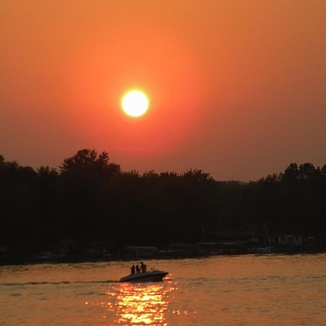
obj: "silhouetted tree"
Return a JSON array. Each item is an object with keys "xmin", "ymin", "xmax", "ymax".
[
  {"xmin": 58, "ymin": 149, "xmax": 121, "ymax": 243},
  {"xmin": 1, "ymin": 150, "xmax": 326, "ymax": 261},
  {"xmin": 0, "ymin": 159, "xmax": 39, "ymax": 253}
]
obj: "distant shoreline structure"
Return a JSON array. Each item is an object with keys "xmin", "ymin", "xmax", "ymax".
[{"xmin": 1, "ymin": 243, "xmax": 325, "ymax": 266}]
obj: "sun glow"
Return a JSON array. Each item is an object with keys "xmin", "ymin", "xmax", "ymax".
[{"xmin": 121, "ymin": 90, "xmax": 149, "ymax": 117}]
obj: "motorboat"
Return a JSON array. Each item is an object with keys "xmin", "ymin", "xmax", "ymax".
[{"xmin": 119, "ymin": 269, "xmax": 169, "ymax": 283}]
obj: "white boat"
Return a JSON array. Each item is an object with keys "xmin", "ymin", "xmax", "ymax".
[{"xmin": 119, "ymin": 270, "xmax": 169, "ymax": 283}]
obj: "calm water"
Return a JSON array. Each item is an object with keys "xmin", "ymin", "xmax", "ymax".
[{"xmin": 1, "ymin": 254, "xmax": 326, "ymax": 325}]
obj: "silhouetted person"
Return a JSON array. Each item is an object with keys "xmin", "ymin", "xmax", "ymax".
[
  {"xmin": 131, "ymin": 265, "xmax": 135, "ymax": 275},
  {"xmin": 140, "ymin": 262, "xmax": 147, "ymax": 273},
  {"xmin": 136, "ymin": 264, "xmax": 140, "ymax": 273}
]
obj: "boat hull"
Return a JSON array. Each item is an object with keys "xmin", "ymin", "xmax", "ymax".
[{"xmin": 119, "ymin": 270, "xmax": 168, "ymax": 283}]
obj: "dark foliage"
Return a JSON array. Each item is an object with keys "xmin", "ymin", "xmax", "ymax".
[{"xmin": 1, "ymin": 151, "xmax": 326, "ymax": 257}]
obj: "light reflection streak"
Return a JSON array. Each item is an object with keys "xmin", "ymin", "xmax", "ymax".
[{"xmin": 114, "ymin": 282, "xmax": 172, "ymax": 325}]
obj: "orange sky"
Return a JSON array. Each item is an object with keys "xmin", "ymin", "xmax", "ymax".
[{"xmin": 1, "ymin": 0, "xmax": 326, "ymax": 181}]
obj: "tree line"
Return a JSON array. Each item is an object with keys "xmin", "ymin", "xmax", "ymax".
[{"xmin": 1, "ymin": 149, "xmax": 326, "ymax": 258}]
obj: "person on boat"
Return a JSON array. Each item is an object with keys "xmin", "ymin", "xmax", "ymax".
[
  {"xmin": 135, "ymin": 264, "xmax": 140, "ymax": 273},
  {"xmin": 131, "ymin": 265, "xmax": 135, "ymax": 275},
  {"xmin": 140, "ymin": 262, "xmax": 147, "ymax": 273}
]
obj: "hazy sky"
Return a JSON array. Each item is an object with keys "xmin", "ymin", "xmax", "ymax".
[{"xmin": 1, "ymin": 0, "xmax": 326, "ymax": 181}]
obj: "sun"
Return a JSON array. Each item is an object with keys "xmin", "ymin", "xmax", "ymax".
[{"xmin": 121, "ymin": 90, "xmax": 149, "ymax": 117}]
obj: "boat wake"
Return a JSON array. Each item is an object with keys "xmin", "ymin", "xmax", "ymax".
[{"xmin": 0, "ymin": 280, "xmax": 117, "ymax": 286}]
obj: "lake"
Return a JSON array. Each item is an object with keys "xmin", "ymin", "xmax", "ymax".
[{"xmin": 1, "ymin": 254, "xmax": 326, "ymax": 325}]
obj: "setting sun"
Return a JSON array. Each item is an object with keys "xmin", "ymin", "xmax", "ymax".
[{"xmin": 121, "ymin": 90, "xmax": 149, "ymax": 117}]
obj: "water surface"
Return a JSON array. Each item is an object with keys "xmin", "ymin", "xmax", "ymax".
[{"xmin": 1, "ymin": 254, "xmax": 326, "ymax": 325}]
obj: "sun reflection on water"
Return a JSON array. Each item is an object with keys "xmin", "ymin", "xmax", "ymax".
[{"xmin": 105, "ymin": 282, "xmax": 172, "ymax": 325}]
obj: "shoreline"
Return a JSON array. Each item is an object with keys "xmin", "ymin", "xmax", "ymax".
[{"xmin": 1, "ymin": 249, "xmax": 325, "ymax": 267}]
